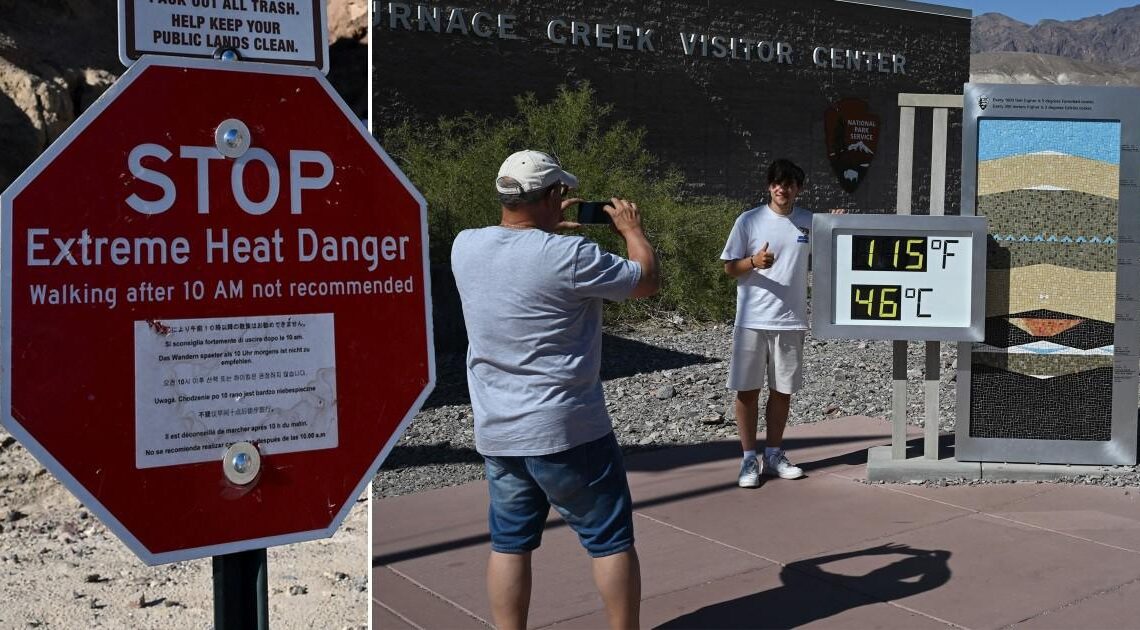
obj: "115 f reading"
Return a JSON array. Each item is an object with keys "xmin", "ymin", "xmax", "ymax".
[{"xmin": 851, "ymin": 236, "xmax": 960, "ymax": 272}]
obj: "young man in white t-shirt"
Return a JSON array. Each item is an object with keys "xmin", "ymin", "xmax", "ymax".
[{"xmin": 720, "ymin": 159, "xmax": 813, "ymax": 487}]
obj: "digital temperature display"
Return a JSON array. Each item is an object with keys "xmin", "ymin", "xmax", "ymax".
[{"xmin": 811, "ymin": 214, "xmax": 987, "ymax": 342}]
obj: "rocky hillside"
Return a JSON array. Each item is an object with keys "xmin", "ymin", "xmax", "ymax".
[
  {"xmin": 972, "ymin": 6, "xmax": 1140, "ymax": 67},
  {"xmin": 971, "ymin": 6, "xmax": 1140, "ymax": 85},
  {"xmin": 971, "ymin": 51, "xmax": 1140, "ymax": 85},
  {"xmin": 0, "ymin": 0, "xmax": 366, "ymax": 190}
]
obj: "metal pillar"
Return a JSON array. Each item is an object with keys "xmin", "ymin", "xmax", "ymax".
[
  {"xmin": 213, "ymin": 548, "xmax": 269, "ymax": 630},
  {"xmin": 893, "ymin": 94, "xmax": 962, "ymax": 460}
]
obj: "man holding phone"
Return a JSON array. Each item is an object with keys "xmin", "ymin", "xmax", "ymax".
[
  {"xmin": 721, "ymin": 158, "xmax": 814, "ymax": 488},
  {"xmin": 451, "ymin": 150, "xmax": 659, "ymax": 630},
  {"xmin": 577, "ymin": 200, "xmax": 614, "ymax": 225}
]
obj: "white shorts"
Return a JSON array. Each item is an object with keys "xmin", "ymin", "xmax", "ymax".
[{"xmin": 727, "ymin": 327, "xmax": 805, "ymax": 394}]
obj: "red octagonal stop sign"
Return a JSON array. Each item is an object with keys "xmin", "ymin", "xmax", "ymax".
[{"xmin": 1, "ymin": 57, "xmax": 434, "ymax": 564}]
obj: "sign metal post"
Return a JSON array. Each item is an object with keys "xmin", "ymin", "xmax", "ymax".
[{"xmin": 213, "ymin": 548, "xmax": 269, "ymax": 630}]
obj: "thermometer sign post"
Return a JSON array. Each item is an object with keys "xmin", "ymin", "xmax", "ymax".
[{"xmin": 812, "ymin": 213, "xmax": 985, "ymax": 475}]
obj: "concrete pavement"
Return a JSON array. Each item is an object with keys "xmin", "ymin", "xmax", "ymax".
[{"xmin": 374, "ymin": 415, "xmax": 1140, "ymax": 629}]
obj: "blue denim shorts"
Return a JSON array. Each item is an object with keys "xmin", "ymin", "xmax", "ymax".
[{"xmin": 483, "ymin": 432, "xmax": 634, "ymax": 558}]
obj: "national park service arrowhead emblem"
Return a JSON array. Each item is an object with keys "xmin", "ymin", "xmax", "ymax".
[{"xmin": 824, "ymin": 98, "xmax": 880, "ymax": 194}]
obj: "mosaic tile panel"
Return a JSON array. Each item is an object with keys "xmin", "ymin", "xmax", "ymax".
[
  {"xmin": 971, "ymin": 350, "xmax": 1112, "ymax": 375},
  {"xmin": 970, "ymin": 365, "xmax": 1113, "ymax": 441},
  {"xmin": 976, "ymin": 119, "xmax": 1122, "ymax": 163},
  {"xmin": 977, "ymin": 154, "xmax": 1119, "ymax": 198},
  {"xmin": 978, "ymin": 189, "xmax": 1117, "ymax": 271},
  {"xmin": 986, "ymin": 241, "xmax": 1116, "ymax": 272},
  {"xmin": 978, "ymin": 190, "xmax": 1117, "ymax": 236},
  {"xmin": 983, "ymin": 310, "xmax": 1114, "ymax": 350},
  {"xmin": 971, "ymin": 352, "xmax": 1112, "ymax": 378},
  {"xmin": 986, "ymin": 266, "xmax": 1115, "ymax": 322},
  {"xmin": 971, "ymin": 118, "xmax": 1120, "ymax": 442}
]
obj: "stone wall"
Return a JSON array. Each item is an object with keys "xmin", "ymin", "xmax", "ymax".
[{"xmin": 371, "ymin": 0, "xmax": 971, "ymax": 212}]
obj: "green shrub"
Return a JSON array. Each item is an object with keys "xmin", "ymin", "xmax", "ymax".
[{"xmin": 380, "ymin": 84, "xmax": 743, "ymax": 322}]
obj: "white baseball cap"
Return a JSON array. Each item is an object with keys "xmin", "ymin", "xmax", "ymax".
[{"xmin": 495, "ymin": 150, "xmax": 579, "ymax": 194}]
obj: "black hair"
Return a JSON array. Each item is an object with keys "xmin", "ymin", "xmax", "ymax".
[{"xmin": 766, "ymin": 159, "xmax": 805, "ymax": 188}]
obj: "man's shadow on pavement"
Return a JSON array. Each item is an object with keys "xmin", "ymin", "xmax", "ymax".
[{"xmin": 658, "ymin": 543, "xmax": 951, "ymax": 629}]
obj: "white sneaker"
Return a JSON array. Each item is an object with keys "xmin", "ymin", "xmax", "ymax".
[
  {"xmin": 763, "ymin": 450, "xmax": 804, "ymax": 480},
  {"xmin": 738, "ymin": 456, "xmax": 761, "ymax": 488}
]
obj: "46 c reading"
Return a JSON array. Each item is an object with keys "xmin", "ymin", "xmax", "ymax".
[{"xmin": 850, "ymin": 284, "xmax": 934, "ymax": 320}]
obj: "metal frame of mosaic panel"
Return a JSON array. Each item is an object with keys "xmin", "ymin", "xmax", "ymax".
[{"xmin": 958, "ymin": 83, "xmax": 1140, "ymax": 465}]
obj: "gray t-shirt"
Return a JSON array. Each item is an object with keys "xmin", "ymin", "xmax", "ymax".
[{"xmin": 451, "ymin": 226, "xmax": 642, "ymax": 456}]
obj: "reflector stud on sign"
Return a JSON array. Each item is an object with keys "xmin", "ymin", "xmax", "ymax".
[
  {"xmin": 215, "ymin": 118, "xmax": 251, "ymax": 158},
  {"xmin": 223, "ymin": 442, "xmax": 261, "ymax": 486}
]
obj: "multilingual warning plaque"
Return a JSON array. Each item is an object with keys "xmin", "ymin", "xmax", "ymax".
[{"xmin": 133, "ymin": 313, "xmax": 337, "ymax": 469}]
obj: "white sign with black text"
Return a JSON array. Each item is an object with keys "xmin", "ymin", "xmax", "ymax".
[{"xmin": 118, "ymin": 0, "xmax": 329, "ymax": 72}]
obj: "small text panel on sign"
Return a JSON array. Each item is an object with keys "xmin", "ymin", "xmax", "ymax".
[{"xmin": 134, "ymin": 313, "xmax": 337, "ymax": 469}]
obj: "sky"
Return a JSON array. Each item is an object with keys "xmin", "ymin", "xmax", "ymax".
[{"xmin": 946, "ymin": 1, "xmax": 1139, "ymax": 24}]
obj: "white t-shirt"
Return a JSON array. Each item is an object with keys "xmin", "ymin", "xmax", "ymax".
[
  {"xmin": 720, "ymin": 204, "xmax": 812, "ymax": 330},
  {"xmin": 451, "ymin": 226, "xmax": 642, "ymax": 456}
]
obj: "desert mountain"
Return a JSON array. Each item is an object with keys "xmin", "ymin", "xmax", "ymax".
[
  {"xmin": 971, "ymin": 6, "xmax": 1140, "ymax": 85},
  {"xmin": 972, "ymin": 7, "xmax": 1140, "ymax": 68}
]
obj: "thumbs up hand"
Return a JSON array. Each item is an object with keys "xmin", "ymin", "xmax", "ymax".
[{"xmin": 751, "ymin": 242, "xmax": 775, "ymax": 270}]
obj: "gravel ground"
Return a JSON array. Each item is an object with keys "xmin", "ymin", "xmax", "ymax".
[
  {"xmin": 373, "ymin": 318, "xmax": 966, "ymax": 499},
  {"xmin": 1, "ymin": 431, "xmax": 369, "ymax": 629}
]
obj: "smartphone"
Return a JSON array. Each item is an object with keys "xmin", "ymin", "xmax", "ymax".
[{"xmin": 577, "ymin": 201, "xmax": 613, "ymax": 225}]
